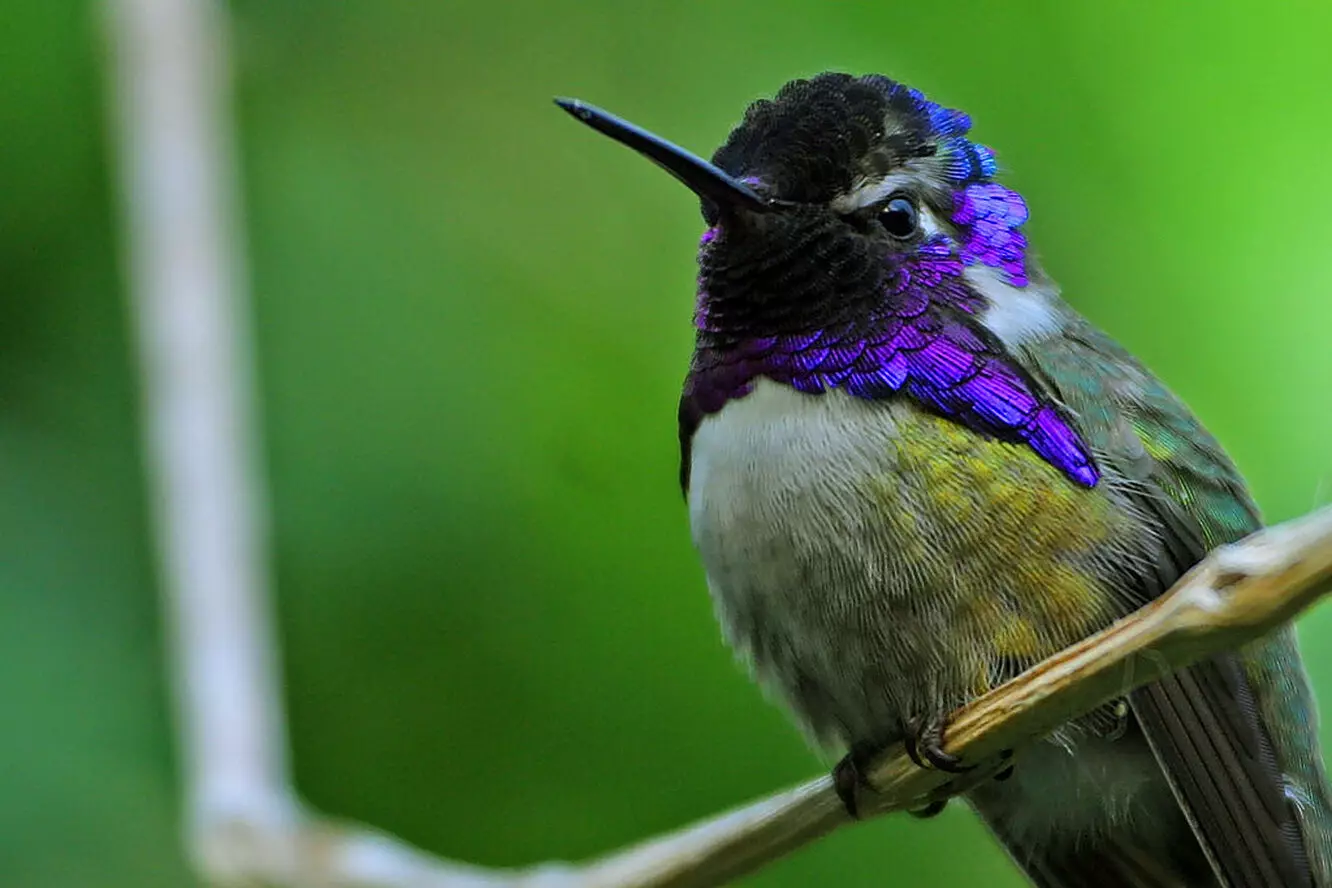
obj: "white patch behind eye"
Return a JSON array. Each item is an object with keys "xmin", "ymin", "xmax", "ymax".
[
  {"xmin": 917, "ymin": 205, "xmax": 942, "ymax": 238},
  {"xmin": 830, "ymin": 172, "xmax": 915, "ymax": 213},
  {"xmin": 967, "ymin": 264, "xmax": 1062, "ymax": 348}
]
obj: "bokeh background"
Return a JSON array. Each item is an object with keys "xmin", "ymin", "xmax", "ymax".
[{"xmin": 5, "ymin": 2, "xmax": 1332, "ymax": 886}]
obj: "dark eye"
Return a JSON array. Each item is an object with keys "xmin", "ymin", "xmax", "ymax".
[{"xmin": 879, "ymin": 194, "xmax": 919, "ymax": 239}]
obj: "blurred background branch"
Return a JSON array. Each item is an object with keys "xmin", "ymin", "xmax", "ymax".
[{"xmin": 103, "ymin": 0, "xmax": 296, "ymax": 879}]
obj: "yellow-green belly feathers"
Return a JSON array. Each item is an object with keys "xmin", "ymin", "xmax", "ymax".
[
  {"xmin": 688, "ymin": 378, "xmax": 1171, "ymax": 843},
  {"xmin": 690, "ymin": 377, "xmax": 1157, "ymax": 724}
]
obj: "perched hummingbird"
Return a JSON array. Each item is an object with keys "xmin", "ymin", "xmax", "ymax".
[{"xmin": 557, "ymin": 73, "xmax": 1332, "ymax": 887}]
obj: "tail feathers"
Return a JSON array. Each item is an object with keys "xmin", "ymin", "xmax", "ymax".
[
  {"xmin": 976, "ymin": 811, "xmax": 1219, "ymax": 888},
  {"xmin": 1015, "ymin": 845, "xmax": 1214, "ymax": 888}
]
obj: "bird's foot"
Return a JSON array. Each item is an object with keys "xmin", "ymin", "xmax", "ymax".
[
  {"xmin": 833, "ymin": 739, "xmax": 1013, "ymax": 820},
  {"xmin": 903, "ymin": 711, "xmax": 1017, "ymax": 779},
  {"xmin": 833, "ymin": 738, "xmax": 885, "ymax": 820},
  {"xmin": 902, "ymin": 711, "xmax": 1016, "ymax": 807},
  {"xmin": 903, "ymin": 711, "xmax": 971, "ymax": 774},
  {"xmin": 908, "ymin": 799, "xmax": 949, "ymax": 818},
  {"xmin": 907, "ymin": 749, "xmax": 1017, "ymax": 817},
  {"xmin": 834, "ymin": 714, "xmax": 1017, "ymax": 820},
  {"xmin": 833, "ymin": 740, "xmax": 950, "ymax": 820}
]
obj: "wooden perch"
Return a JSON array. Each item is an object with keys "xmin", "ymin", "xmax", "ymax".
[{"xmin": 103, "ymin": 0, "xmax": 1332, "ymax": 886}]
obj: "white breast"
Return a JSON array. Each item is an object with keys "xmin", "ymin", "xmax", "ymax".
[
  {"xmin": 686, "ymin": 379, "xmax": 914, "ymax": 745},
  {"xmin": 687, "ymin": 379, "xmax": 902, "ymax": 560}
]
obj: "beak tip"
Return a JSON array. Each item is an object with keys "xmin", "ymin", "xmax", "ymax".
[{"xmin": 554, "ymin": 97, "xmax": 589, "ymax": 121}]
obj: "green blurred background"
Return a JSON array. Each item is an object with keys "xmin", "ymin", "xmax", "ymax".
[{"xmin": 4, "ymin": 2, "xmax": 1332, "ymax": 885}]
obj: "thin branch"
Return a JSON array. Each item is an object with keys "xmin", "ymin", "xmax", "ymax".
[
  {"xmin": 102, "ymin": 1, "xmax": 1332, "ymax": 887},
  {"xmin": 103, "ymin": 0, "xmax": 298, "ymax": 879}
]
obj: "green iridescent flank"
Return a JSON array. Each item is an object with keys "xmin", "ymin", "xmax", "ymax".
[{"xmin": 1125, "ymin": 372, "xmax": 1259, "ymax": 547}]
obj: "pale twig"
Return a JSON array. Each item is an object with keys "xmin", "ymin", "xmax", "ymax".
[
  {"xmin": 101, "ymin": 0, "xmax": 1332, "ymax": 886},
  {"xmin": 103, "ymin": 0, "xmax": 297, "ymax": 880}
]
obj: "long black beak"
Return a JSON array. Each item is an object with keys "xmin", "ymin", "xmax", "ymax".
[{"xmin": 555, "ymin": 98, "xmax": 780, "ymax": 215}]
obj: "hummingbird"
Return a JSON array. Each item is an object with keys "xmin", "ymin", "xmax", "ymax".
[{"xmin": 556, "ymin": 73, "xmax": 1332, "ymax": 887}]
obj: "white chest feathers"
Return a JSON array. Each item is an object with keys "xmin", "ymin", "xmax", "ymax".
[
  {"xmin": 685, "ymin": 380, "xmax": 917, "ymax": 745},
  {"xmin": 686, "ymin": 379, "xmax": 901, "ymax": 550}
]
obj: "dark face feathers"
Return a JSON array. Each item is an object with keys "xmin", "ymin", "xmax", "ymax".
[
  {"xmin": 697, "ymin": 204, "xmax": 888, "ymax": 339},
  {"xmin": 698, "ymin": 74, "xmax": 965, "ymax": 339},
  {"xmin": 710, "ymin": 73, "xmax": 942, "ymax": 209},
  {"xmin": 557, "ymin": 73, "xmax": 1001, "ymax": 340}
]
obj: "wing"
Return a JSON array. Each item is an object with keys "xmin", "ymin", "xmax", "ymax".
[{"xmin": 1021, "ymin": 316, "xmax": 1318, "ymax": 888}]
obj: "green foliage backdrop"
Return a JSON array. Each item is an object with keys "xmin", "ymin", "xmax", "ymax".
[{"xmin": 2, "ymin": 2, "xmax": 1330, "ymax": 886}]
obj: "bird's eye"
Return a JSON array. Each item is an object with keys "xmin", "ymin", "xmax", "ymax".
[{"xmin": 879, "ymin": 194, "xmax": 919, "ymax": 239}]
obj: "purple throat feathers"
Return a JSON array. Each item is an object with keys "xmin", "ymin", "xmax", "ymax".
[{"xmin": 684, "ymin": 179, "xmax": 1098, "ymax": 489}]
